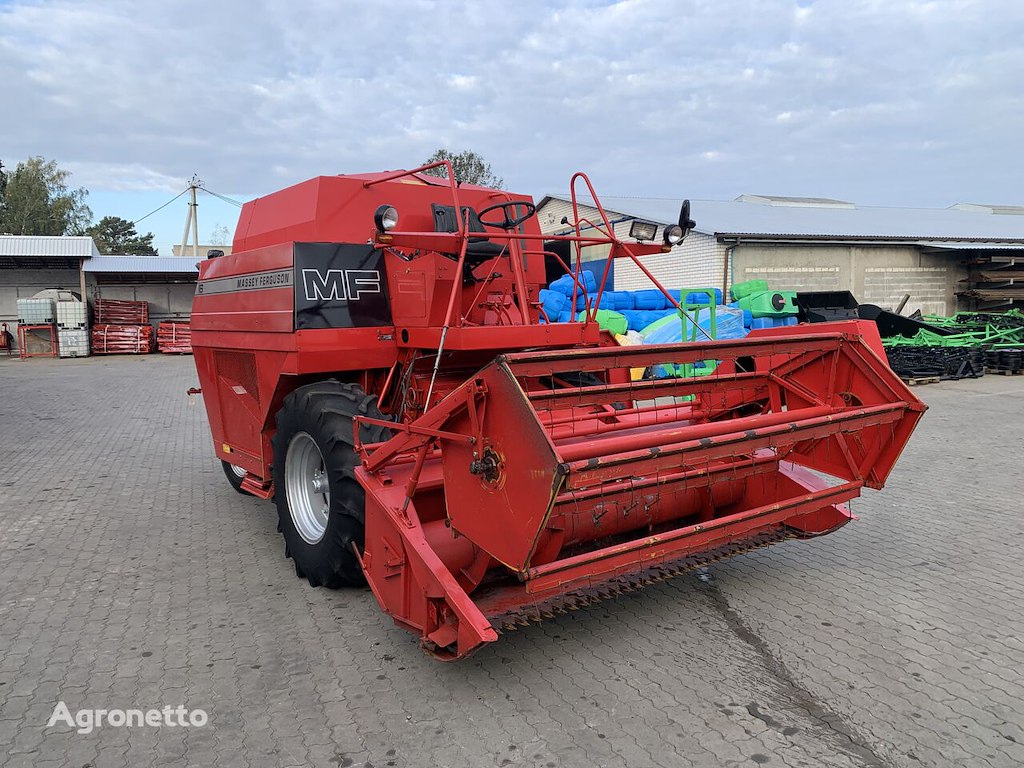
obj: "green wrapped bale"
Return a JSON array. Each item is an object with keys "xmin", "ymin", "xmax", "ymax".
[
  {"xmin": 577, "ymin": 308, "xmax": 628, "ymax": 336},
  {"xmin": 737, "ymin": 290, "xmax": 798, "ymax": 318},
  {"xmin": 730, "ymin": 279, "xmax": 769, "ymax": 301}
]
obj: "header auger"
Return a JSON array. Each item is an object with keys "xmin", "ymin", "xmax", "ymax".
[{"xmin": 191, "ymin": 162, "xmax": 925, "ymax": 659}]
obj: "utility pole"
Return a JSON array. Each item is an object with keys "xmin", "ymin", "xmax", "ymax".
[{"xmin": 179, "ymin": 175, "xmax": 201, "ymax": 259}]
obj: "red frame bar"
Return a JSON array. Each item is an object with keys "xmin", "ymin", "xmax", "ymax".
[
  {"xmin": 524, "ymin": 481, "xmax": 861, "ymax": 593},
  {"xmin": 564, "ymin": 404, "xmax": 907, "ymax": 489}
]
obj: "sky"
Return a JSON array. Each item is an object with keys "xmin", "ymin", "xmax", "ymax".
[{"xmin": 2, "ymin": 0, "xmax": 1022, "ymax": 255}]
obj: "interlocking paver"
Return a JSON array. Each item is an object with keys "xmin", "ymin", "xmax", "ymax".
[{"xmin": 2, "ymin": 355, "xmax": 1023, "ymax": 767}]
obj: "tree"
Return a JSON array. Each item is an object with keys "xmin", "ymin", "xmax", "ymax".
[
  {"xmin": 209, "ymin": 223, "xmax": 231, "ymax": 245},
  {"xmin": 0, "ymin": 156, "xmax": 91, "ymax": 235},
  {"xmin": 421, "ymin": 149, "xmax": 503, "ymax": 188},
  {"xmin": 84, "ymin": 216, "xmax": 158, "ymax": 256}
]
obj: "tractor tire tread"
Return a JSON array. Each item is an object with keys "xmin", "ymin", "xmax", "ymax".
[{"xmin": 271, "ymin": 380, "xmax": 389, "ymax": 589}]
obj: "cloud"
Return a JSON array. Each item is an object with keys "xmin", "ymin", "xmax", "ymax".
[
  {"xmin": 62, "ymin": 161, "xmax": 185, "ymax": 193},
  {"xmin": 1, "ymin": 0, "xmax": 1022, "ymax": 206},
  {"xmin": 448, "ymin": 74, "xmax": 479, "ymax": 91}
]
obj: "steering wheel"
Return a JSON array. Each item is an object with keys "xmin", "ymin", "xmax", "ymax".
[{"xmin": 477, "ymin": 201, "xmax": 537, "ymax": 230}]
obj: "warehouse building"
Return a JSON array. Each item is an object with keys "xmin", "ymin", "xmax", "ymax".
[
  {"xmin": 82, "ymin": 256, "xmax": 199, "ymax": 323},
  {"xmin": 0, "ymin": 235, "xmax": 199, "ymax": 332},
  {"xmin": 0, "ymin": 236, "xmax": 99, "ymax": 324},
  {"xmin": 536, "ymin": 196, "xmax": 1024, "ymax": 315}
]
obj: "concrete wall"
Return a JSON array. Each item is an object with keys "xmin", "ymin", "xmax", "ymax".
[
  {"xmin": 0, "ymin": 268, "xmax": 84, "ymax": 326},
  {"xmin": 732, "ymin": 244, "xmax": 966, "ymax": 316}
]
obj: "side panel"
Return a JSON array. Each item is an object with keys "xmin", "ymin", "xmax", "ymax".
[
  {"xmin": 193, "ymin": 346, "xmax": 290, "ymax": 474},
  {"xmin": 192, "ymin": 243, "xmax": 296, "ymax": 335},
  {"xmin": 294, "ymin": 243, "xmax": 392, "ymax": 329},
  {"xmin": 192, "ymin": 242, "xmax": 399, "ymax": 481}
]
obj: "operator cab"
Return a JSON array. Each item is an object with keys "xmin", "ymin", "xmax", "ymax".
[
  {"xmin": 431, "ymin": 204, "xmax": 507, "ymax": 262},
  {"xmin": 430, "ymin": 201, "xmax": 536, "ymax": 283}
]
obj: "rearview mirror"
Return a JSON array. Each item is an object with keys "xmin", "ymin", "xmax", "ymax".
[{"xmin": 678, "ymin": 200, "xmax": 696, "ymax": 237}]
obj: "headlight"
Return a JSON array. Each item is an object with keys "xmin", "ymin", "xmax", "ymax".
[
  {"xmin": 629, "ymin": 220, "xmax": 658, "ymax": 241},
  {"xmin": 374, "ymin": 204, "xmax": 399, "ymax": 233},
  {"xmin": 663, "ymin": 224, "xmax": 685, "ymax": 246}
]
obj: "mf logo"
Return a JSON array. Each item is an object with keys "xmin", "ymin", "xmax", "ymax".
[{"xmin": 302, "ymin": 269, "xmax": 382, "ymax": 302}]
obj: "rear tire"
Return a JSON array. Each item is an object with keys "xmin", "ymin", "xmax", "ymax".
[
  {"xmin": 221, "ymin": 460, "xmax": 253, "ymax": 495},
  {"xmin": 271, "ymin": 381, "xmax": 390, "ymax": 588}
]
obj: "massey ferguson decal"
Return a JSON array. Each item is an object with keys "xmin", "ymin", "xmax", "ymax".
[
  {"xmin": 293, "ymin": 243, "xmax": 392, "ymax": 329},
  {"xmin": 301, "ymin": 269, "xmax": 382, "ymax": 301},
  {"xmin": 195, "ymin": 269, "xmax": 293, "ymax": 295}
]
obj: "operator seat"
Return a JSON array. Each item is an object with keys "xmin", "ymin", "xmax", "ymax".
[{"xmin": 431, "ymin": 204, "xmax": 507, "ymax": 264}]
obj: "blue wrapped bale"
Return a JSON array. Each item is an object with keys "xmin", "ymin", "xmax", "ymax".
[
  {"xmin": 608, "ymin": 291, "xmax": 635, "ymax": 310},
  {"xmin": 632, "ymin": 290, "xmax": 668, "ymax": 310},
  {"xmin": 539, "ymin": 289, "xmax": 567, "ymax": 319},
  {"xmin": 621, "ymin": 310, "xmax": 647, "ymax": 331},
  {"xmin": 684, "ymin": 288, "xmax": 723, "ymax": 305},
  {"xmin": 549, "ymin": 271, "xmax": 598, "ymax": 296},
  {"xmin": 727, "ymin": 301, "xmax": 754, "ymax": 328}
]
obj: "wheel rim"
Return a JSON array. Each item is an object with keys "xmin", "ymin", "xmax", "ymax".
[
  {"xmin": 230, "ymin": 464, "xmax": 246, "ymax": 479},
  {"xmin": 285, "ymin": 431, "xmax": 330, "ymax": 544}
]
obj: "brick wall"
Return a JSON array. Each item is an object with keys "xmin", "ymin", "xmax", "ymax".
[
  {"xmin": 862, "ymin": 267, "xmax": 951, "ymax": 317},
  {"xmin": 733, "ymin": 243, "xmax": 963, "ymax": 315},
  {"xmin": 735, "ymin": 265, "xmax": 843, "ymax": 292}
]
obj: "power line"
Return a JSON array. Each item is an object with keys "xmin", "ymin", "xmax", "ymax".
[
  {"xmin": 199, "ymin": 186, "xmax": 244, "ymax": 207},
  {"xmin": 133, "ymin": 188, "xmax": 189, "ymax": 224},
  {"xmin": 129, "ymin": 181, "xmax": 243, "ymax": 234}
]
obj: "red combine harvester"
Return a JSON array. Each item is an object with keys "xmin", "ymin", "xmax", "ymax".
[{"xmin": 191, "ymin": 163, "xmax": 925, "ymax": 659}]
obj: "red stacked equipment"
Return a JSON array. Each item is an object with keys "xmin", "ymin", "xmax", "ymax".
[
  {"xmin": 90, "ymin": 298, "xmax": 153, "ymax": 354},
  {"xmin": 91, "ymin": 324, "xmax": 154, "ymax": 354},
  {"xmin": 157, "ymin": 321, "xmax": 192, "ymax": 354},
  {"xmin": 94, "ymin": 298, "xmax": 149, "ymax": 325}
]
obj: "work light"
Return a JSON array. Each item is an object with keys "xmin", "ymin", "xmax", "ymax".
[
  {"xmin": 374, "ymin": 204, "xmax": 399, "ymax": 233},
  {"xmin": 662, "ymin": 224, "xmax": 685, "ymax": 246},
  {"xmin": 629, "ymin": 220, "xmax": 658, "ymax": 241}
]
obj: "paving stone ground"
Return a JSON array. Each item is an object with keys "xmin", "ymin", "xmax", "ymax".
[{"xmin": 1, "ymin": 353, "xmax": 1022, "ymax": 768}]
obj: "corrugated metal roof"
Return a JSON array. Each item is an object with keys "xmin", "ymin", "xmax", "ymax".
[
  {"xmin": 919, "ymin": 242, "xmax": 1024, "ymax": 251},
  {"xmin": 950, "ymin": 203, "xmax": 1024, "ymax": 215},
  {"xmin": 736, "ymin": 194, "xmax": 855, "ymax": 208},
  {"xmin": 83, "ymin": 256, "xmax": 200, "ymax": 273},
  {"xmin": 542, "ymin": 196, "xmax": 1024, "ymax": 242},
  {"xmin": 0, "ymin": 235, "xmax": 101, "ymax": 258}
]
